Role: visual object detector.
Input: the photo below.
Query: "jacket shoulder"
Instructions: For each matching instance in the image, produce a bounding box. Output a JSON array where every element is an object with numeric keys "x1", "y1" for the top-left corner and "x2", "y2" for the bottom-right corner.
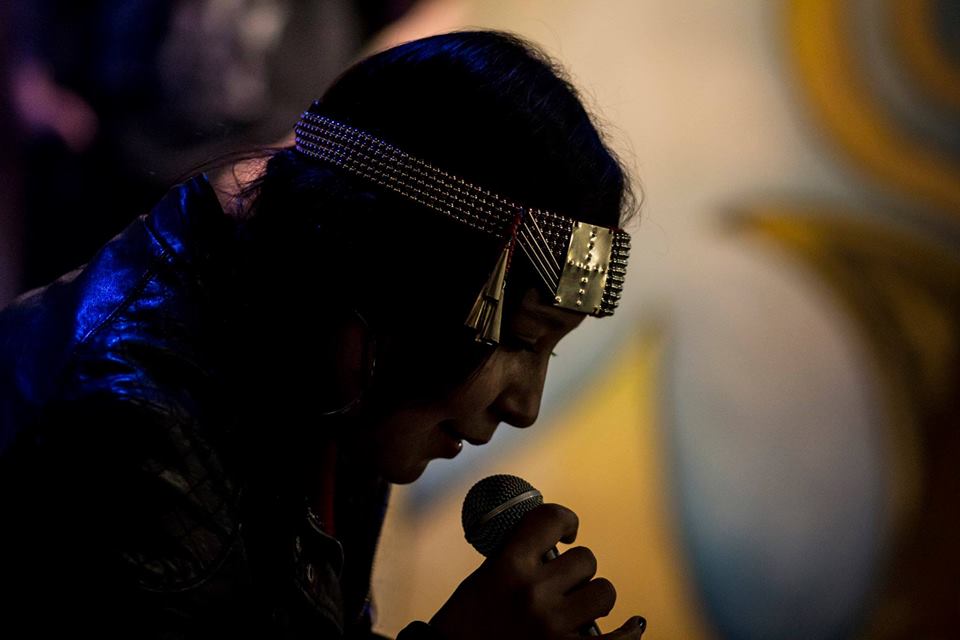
[{"x1": 0, "y1": 174, "x2": 230, "y2": 446}]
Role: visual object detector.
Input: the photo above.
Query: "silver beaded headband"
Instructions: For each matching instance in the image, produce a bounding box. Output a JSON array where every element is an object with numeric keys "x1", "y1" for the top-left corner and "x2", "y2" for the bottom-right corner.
[{"x1": 294, "y1": 111, "x2": 630, "y2": 344}]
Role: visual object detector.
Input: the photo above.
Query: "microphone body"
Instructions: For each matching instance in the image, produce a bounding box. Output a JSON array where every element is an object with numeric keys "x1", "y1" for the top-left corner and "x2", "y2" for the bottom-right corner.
[{"x1": 462, "y1": 474, "x2": 601, "y2": 637}]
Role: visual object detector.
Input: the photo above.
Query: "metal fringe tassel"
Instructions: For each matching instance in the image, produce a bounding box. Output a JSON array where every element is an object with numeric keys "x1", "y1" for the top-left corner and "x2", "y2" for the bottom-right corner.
[{"x1": 465, "y1": 243, "x2": 510, "y2": 345}]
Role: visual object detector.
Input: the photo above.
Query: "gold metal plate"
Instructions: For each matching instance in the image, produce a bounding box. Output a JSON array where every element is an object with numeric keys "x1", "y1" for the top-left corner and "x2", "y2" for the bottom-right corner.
[{"x1": 554, "y1": 222, "x2": 612, "y2": 315}]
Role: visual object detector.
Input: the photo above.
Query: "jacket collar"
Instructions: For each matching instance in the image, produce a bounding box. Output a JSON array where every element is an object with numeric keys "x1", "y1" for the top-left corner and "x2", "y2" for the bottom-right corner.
[{"x1": 143, "y1": 173, "x2": 236, "y2": 274}]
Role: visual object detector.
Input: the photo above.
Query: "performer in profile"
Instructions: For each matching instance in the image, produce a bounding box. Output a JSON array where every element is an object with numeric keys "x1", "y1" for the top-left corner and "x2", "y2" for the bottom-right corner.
[{"x1": 0, "y1": 31, "x2": 642, "y2": 639}]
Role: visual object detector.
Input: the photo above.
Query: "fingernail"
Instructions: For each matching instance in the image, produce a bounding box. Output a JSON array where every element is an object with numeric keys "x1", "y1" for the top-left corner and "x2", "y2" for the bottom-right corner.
[{"x1": 633, "y1": 616, "x2": 647, "y2": 634}]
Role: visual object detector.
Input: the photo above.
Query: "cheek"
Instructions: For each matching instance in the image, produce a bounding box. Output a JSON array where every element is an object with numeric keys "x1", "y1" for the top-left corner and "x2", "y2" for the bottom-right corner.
[
  {"x1": 369, "y1": 407, "x2": 437, "y2": 449},
  {"x1": 373, "y1": 403, "x2": 451, "y2": 452},
  {"x1": 445, "y1": 354, "x2": 510, "y2": 414}
]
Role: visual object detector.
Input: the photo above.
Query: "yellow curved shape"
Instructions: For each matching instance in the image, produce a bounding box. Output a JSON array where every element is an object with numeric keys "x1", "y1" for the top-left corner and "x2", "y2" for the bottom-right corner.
[
  {"x1": 894, "y1": 0, "x2": 960, "y2": 112},
  {"x1": 732, "y1": 206, "x2": 960, "y2": 533},
  {"x1": 733, "y1": 205, "x2": 960, "y2": 639},
  {"x1": 787, "y1": 0, "x2": 960, "y2": 216}
]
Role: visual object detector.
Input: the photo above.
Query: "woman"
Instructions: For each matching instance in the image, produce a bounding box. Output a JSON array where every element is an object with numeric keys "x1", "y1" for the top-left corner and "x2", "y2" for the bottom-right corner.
[{"x1": 0, "y1": 31, "x2": 641, "y2": 638}]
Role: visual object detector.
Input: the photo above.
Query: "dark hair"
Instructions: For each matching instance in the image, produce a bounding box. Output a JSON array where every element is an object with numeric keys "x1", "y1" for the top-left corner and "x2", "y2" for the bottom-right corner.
[{"x1": 232, "y1": 30, "x2": 635, "y2": 406}]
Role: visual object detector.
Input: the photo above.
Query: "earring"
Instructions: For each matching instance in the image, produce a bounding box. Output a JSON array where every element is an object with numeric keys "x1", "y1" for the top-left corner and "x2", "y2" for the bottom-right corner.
[{"x1": 318, "y1": 309, "x2": 376, "y2": 417}]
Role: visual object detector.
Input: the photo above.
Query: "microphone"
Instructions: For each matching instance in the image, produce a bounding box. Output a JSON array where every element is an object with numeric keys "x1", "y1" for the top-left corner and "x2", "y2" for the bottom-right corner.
[{"x1": 461, "y1": 474, "x2": 602, "y2": 637}]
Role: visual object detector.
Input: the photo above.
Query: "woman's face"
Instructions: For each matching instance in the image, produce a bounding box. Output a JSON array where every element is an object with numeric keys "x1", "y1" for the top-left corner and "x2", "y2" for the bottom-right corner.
[{"x1": 366, "y1": 288, "x2": 584, "y2": 484}]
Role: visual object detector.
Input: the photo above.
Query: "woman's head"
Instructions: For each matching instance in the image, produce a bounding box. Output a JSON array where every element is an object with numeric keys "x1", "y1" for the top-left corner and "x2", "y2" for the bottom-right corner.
[
  {"x1": 316, "y1": 30, "x2": 631, "y2": 225},
  {"x1": 235, "y1": 31, "x2": 634, "y2": 482}
]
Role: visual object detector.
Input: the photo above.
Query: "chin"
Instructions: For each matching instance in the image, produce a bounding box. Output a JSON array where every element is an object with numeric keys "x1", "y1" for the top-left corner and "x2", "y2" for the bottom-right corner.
[{"x1": 378, "y1": 455, "x2": 430, "y2": 485}]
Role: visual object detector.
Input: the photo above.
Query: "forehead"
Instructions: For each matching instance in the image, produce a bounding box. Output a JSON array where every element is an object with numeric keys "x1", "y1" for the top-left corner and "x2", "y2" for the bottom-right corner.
[{"x1": 511, "y1": 288, "x2": 585, "y2": 334}]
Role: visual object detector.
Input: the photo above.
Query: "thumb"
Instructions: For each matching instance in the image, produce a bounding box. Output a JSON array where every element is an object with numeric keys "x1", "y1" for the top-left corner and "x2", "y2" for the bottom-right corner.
[{"x1": 600, "y1": 616, "x2": 647, "y2": 639}]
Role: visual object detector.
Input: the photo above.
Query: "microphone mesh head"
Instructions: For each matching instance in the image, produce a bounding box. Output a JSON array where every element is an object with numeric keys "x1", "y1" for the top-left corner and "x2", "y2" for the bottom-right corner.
[{"x1": 462, "y1": 474, "x2": 543, "y2": 557}]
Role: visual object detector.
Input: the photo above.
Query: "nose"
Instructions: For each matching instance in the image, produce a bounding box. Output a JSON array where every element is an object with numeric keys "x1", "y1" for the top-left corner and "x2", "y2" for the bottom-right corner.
[{"x1": 494, "y1": 358, "x2": 548, "y2": 429}]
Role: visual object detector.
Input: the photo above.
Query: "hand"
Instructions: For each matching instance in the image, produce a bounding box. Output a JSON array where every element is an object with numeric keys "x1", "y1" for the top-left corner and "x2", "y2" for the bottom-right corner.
[{"x1": 430, "y1": 504, "x2": 645, "y2": 639}]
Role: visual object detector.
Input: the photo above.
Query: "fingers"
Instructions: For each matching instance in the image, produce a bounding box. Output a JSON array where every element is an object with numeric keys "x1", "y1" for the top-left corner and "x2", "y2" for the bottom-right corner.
[
  {"x1": 600, "y1": 616, "x2": 647, "y2": 639},
  {"x1": 541, "y1": 546, "x2": 614, "y2": 632},
  {"x1": 541, "y1": 546, "x2": 598, "y2": 594},
  {"x1": 478, "y1": 502, "x2": 641, "y2": 639},
  {"x1": 501, "y1": 503, "x2": 579, "y2": 564},
  {"x1": 558, "y1": 577, "x2": 617, "y2": 631}
]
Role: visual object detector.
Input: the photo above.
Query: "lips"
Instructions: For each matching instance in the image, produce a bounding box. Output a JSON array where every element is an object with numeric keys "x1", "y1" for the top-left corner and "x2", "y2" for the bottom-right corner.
[{"x1": 440, "y1": 421, "x2": 492, "y2": 447}]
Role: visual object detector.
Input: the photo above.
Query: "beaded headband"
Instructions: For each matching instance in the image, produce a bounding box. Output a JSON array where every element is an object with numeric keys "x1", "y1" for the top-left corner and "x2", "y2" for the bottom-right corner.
[{"x1": 294, "y1": 110, "x2": 630, "y2": 345}]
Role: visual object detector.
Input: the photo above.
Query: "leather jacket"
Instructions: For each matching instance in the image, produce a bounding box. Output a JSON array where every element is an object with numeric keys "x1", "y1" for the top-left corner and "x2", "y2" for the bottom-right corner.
[{"x1": 0, "y1": 175, "x2": 393, "y2": 638}]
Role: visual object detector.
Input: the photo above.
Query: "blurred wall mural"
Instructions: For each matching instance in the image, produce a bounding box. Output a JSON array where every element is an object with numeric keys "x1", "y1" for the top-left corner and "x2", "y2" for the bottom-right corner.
[
  {"x1": 744, "y1": 2, "x2": 959, "y2": 637},
  {"x1": 371, "y1": 1, "x2": 959, "y2": 639}
]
